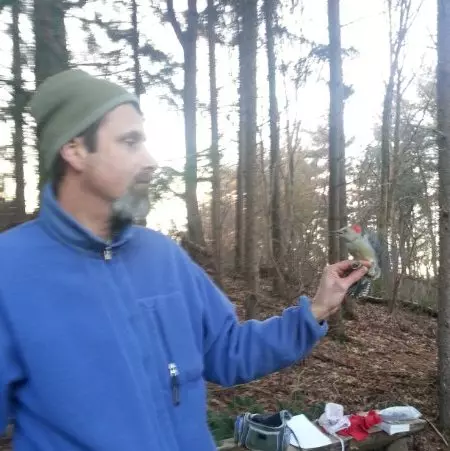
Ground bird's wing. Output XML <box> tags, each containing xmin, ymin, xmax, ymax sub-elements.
<box><xmin>365</xmin><ymin>230</ymin><xmax>383</xmax><ymax>262</ymax></box>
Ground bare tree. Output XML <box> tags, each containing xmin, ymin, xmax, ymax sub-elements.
<box><xmin>264</xmin><ymin>0</ymin><xmax>284</xmax><ymax>295</ymax></box>
<box><xmin>207</xmin><ymin>0</ymin><xmax>222</xmax><ymax>285</ymax></box>
<box><xmin>166</xmin><ymin>0</ymin><xmax>205</xmax><ymax>245</ymax></box>
<box><xmin>33</xmin><ymin>0</ymin><xmax>70</xmax><ymax>189</ymax></box>
<box><xmin>239</xmin><ymin>0</ymin><xmax>259</xmax><ymax>319</ymax></box>
<box><xmin>11</xmin><ymin>0</ymin><xmax>26</xmax><ymax>218</ymax></box>
<box><xmin>327</xmin><ymin>0</ymin><xmax>345</xmax><ymax>336</ymax></box>
<box><xmin>437</xmin><ymin>0</ymin><xmax>450</xmax><ymax>431</ymax></box>
<box><xmin>235</xmin><ymin>2</ymin><xmax>245</xmax><ymax>274</ymax></box>
<box><xmin>378</xmin><ymin>0</ymin><xmax>420</xmax><ymax>302</ymax></box>
<box><xmin>130</xmin><ymin>0</ymin><xmax>144</xmax><ymax>98</ymax></box>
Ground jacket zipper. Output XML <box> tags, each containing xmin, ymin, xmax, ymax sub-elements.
<box><xmin>102</xmin><ymin>240</ymin><xmax>180</xmax><ymax>405</ymax></box>
<box><xmin>154</xmin><ymin>313</ymin><xmax>180</xmax><ymax>406</ymax></box>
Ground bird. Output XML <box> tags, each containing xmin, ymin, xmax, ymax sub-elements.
<box><xmin>335</xmin><ymin>224</ymin><xmax>381</xmax><ymax>298</ymax></box>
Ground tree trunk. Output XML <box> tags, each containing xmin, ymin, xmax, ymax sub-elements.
<box><xmin>378</xmin><ymin>69</ymin><xmax>394</xmax><ymax>300</ymax></box>
<box><xmin>281</xmin><ymin>62</ymin><xmax>296</xmax><ymax>269</ymax></box>
<box><xmin>327</xmin><ymin>0</ymin><xmax>345</xmax><ymax>336</ymax></box>
<box><xmin>416</xmin><ymin>144</ymin><xmax>439</xmax><ymax>278</ymax></box>
<box><xmin>33</xmin><ymin>0</ymin><xmax>69</xmax><ymax>190</ymax></box>
<box><xmin>284</xmin><ymin>82</ymin><xmax>298</xmax><ymax>272</ymax></box>
<box><xmin>235</xmin><ymin>134</ymin><xmax>245</xmax><ymax>273</ymax></box>
<box><xmin>130</xmin><ymin>0</ymin><xmax>144</xmax><ymax>98</ymax></box>
<box><xmin>387</xmin><ymin>73</ymin><xmax>402</xmax><ymax>312</ymax></box>
<box><xmin>207</xmin><ymin>0</ymin><xmax>222</xmax><ymax>286</ymax></box>
<box><xmin>240</xmin><ymin>0</ymin><xmax>259</xmax><ymax>319</ymax></box>
<box><xmin>379</xmin><ymin>0</ymin><xmax>413</xmax><ymax>301</ymax></box>
<box><xmin>33</xmin><ymin>0</ymin><xmax>69</xmax><ymax>86</ymax></box>
<box><xmin>391</xmin><ymin>211</ymin><xmax>406</xmax><ymax>310</ymax></box>
<box><xmin>437</xmin><ymin>0</ymin><xmax>450</xmax><ymax>431</ymax></box>
<box><xmin>338</xmin><ymin>97</ymin><xmax>354</xmax><ymax>320</ymax></box>
<box><xmin>12</xmin><ymin>0</ymin><xmax>26</xmax><ymax>219</ymax></box>
<box><xmin>183</xmin><ymin>0</ymin><xmax>204</xmax><ymax>245</ymax></box>
<box><xmin>166</xmin><ymin>0</ymin><xmax>204</xmax><ymax>246</ymax></box>
<box><xmin>130</xmin><ymin>0</ymin><xmax>145</xmax><ymax>228</ymax></box>
<box><xmin>258</xmin><ymin>137</ymin><xmax>271</xmax><ymax>265</ymax></box>
<box><xmin>286</xmin><ymin>132</ymin><xmax>295</xmax><ymax>265</ymax></box>
<box><xmin>235</xmin><ymin>11</ymin><xmax>245</xmax><ymax>274</ymax></box>
<box><xmin>264</xmin><ymin>0</ymin><xmax>284</xmax><ymax>296</ymax></box>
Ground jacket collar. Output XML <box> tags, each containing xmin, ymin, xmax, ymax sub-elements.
<box><xmin>38</xmin><ymin>182</ymin><xmax>134</xmax><ymax>257</ymax></box>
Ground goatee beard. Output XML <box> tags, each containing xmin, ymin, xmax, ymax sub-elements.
<box><xmin>109</xmin><ymin>185</ymin><xmax>150</xmax><ymax>237</ymax></box>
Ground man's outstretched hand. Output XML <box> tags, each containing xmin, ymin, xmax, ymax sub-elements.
<box><xmin>311</xmin><ymin>260</ymin><xmax>371</xmax><ymax>322</ymax></box>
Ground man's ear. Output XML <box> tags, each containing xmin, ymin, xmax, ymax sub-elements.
<box><xmin>60</xmin><ymin>137</ymin><xmax>87</xmax><ymax>173</ymax></box>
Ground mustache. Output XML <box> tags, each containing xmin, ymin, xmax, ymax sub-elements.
<box><xmin>133</xmin><ymin>170</ymin><xmax>153</xmax><ymax>185</ymax></box>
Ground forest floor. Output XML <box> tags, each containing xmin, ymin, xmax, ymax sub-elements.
<box><xmin>206</xmin><ymin>275</ymin><xmax>442</xmax><ymax>451</ymax></box>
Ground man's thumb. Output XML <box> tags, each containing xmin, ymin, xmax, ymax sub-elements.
<box><xmin>345</xmin><ymin>266</ymin><xmax>368</xmax><ymax>286</ymax></box>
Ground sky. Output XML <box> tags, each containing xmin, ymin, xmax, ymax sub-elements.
<box><xmin>142</xmin><ymin>0</ymin><xmax>436</xmax><ymax>232</ymax></box>
<box><xmin>0</xmin><ymin>0</ymin><xmax>437</xmax><ymax>233</ymax></box>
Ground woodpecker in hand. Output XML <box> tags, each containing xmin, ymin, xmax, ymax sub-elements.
<box><xmin>336</xmin><ymin>224</ymin><xmax>381</xmax><ymax>298</ymax></box>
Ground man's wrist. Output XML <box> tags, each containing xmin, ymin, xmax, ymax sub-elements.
<box><xmin>311</xmin><ymin>304</ymin><xmax>329</xmax><ymax>323</ymax></box>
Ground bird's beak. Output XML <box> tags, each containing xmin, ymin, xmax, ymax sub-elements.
<box><xmin>329</xmin><ymin>226</ymin><xmax>346</xmax><ymax>236</ymax></box>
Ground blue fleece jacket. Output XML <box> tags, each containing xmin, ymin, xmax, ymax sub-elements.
<box><xmin>0</xmin><ymin>183</ymin><xmax>328</xmax><ymax>450</ymax></box>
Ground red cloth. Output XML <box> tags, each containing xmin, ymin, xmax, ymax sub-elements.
<box><xmin>338</xmin><ymin>410</ymin><xmax>381</xmax><ymax>441</ymax></box>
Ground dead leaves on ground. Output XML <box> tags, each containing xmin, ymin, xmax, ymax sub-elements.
<box><xmin>208</xmin><ymin>278</ymin><xmax>442</xmax><ymax>450</ymax></box>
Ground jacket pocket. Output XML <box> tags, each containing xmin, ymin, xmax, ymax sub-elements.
<box><xmin>137</xmin><ymin>292</ymin><xmax>204</xmax><ymax>389</ymax></box>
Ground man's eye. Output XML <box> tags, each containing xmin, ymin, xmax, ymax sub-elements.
<box><xmin>124</xmin><ymin>139</ymin><xmax>137</xmax><ymax>147</ymax></box>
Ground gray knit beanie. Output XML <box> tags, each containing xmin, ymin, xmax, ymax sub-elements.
<box><xmin>29</xmin><ymin>69</ymin><xmax>140</xmax><ymax>174</ymax></box>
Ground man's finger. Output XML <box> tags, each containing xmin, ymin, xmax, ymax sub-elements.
<box><xmin>334</xmin><ymin>259</ymin><xmax>371</xmax><ymax>274</ymax></box>
<box><xmin>334</xmin><ymin>259</ymin><xmax>371</xmax><ymax>270</ymax></box>
<box><xmin>344</xmin><ymin>266</ymin><xmax>368</xmax><ymax>286</ymax></box>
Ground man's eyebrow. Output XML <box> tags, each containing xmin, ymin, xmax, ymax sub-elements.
<box><xmin>117</xmin><ymin>130</ymin><xmax>146</xmax><ymax>141</ymax></box>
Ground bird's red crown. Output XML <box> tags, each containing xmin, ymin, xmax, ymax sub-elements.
<box><xmin>351</xmin><ymin>224</ymin><xmax>362</xmax><ymax>234</ymax></box>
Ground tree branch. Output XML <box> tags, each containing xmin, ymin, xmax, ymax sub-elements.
<box><xmin>64</xmin><ymin>0</ymin><xmax>88</xmax><ymax>11</ymax></box>
<box><xmin>166</xmin><ymin>0</ymin><xmax>184</xmax><ymax>46</ymax></box>
<box><xmin>168</xmin><ymin>186</ymin><xmax>185</xmax><ymax>199</ymax></box>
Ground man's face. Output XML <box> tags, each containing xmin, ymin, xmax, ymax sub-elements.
<box><xmin>81</xmin><ymin>103</ymin><xmax>157</xmax><ymax>227</ymax></box>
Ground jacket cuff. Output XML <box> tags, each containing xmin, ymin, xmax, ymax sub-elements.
<box><xmin>298</xmin><ymin>294</ymin><xmax>329</xmax><ymax>337</ymax></box>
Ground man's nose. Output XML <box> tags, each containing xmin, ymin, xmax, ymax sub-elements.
<box><xmin>141</xmin><ymin>146</ymin><xmax>159</xmax><ymax>172</ymax></box>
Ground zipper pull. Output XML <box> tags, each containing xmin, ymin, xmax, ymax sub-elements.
<box><xmin>104</xmin><ymin>241</ymin><xmax>112</xmax><ymax>260</ymax></box>
<box><xmin>168</xmin><ymin>362</ymin><xmax>180</xmax><ymax>406</ymax></box>
<box><xmin>104</xmin><ymin>247</ymin><xmax>112</xmax><ymax>260</ymax></box>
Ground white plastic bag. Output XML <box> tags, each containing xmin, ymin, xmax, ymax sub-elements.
<box><xmin>379</xmin><ymin>406</ymin><xmax>422</xmax><ymax>422</ymax></box>
<box><xmin>318</xmin><ymin>403</ymin><xmax>351</xmax><ymax>434</ymax></box>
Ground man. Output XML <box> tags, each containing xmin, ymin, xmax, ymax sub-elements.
<box><xmin>0</xmin><ymin>69</ymin><xmax>369</xmax><ymax>450</ymax></box>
